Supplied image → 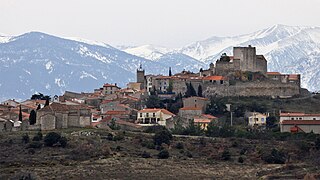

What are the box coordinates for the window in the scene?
[261,118,265,122]
[146,113,149,117]
[153,113,155,117]
[220,80,223,84]
[291,118,294,120]
[313,118,316,120]
[299,118,302,120]
[140,113,142,117]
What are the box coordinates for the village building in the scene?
[182,96,209,113]
[36,102,91,130]
[194,114,218,130]
[279,112,320,134]
[246,112,268,128]
[136,108,175,127]
[102,83,121,95]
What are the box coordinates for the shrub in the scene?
[22,134,30,144]
[59,137,68,148]
[32,131,43,141]
[221,149,231,161]
[142,151,151,158]
[113,133,124,141]
[175,142,184,149]
[153,129,172,146]
[238,156,244,163]
[158,150,170,159]
[262,148,286,164]
[27,141,42,149]
[44,132,61,147]
[315,138,320,150]
[107,133,114,141]
[184,151,193,158]
[240,148,247,155]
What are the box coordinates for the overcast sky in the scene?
[1,0,320,48]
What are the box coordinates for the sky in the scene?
[1,0,320,48]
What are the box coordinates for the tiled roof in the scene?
[103,83,119,88]
[266,72,281,75]
[105,111,129,115]
[38,102,89,112]
[281,120,320,125]
[203,76,226,81]
[194,119,211,123]
[184,96,208,101]
[280,112,320,117]
[139,108,175,116]
[288,74,299,80]
[201,114,217,119]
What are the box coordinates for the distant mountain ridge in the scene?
[1,24,320,101]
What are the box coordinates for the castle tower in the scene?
[233,45,256,72]
[137,64,145,89]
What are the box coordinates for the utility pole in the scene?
[231,111,233,126]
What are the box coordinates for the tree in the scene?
[205,97,227,116]
[169,67,172,76]
[29,110,36,125]
[185,82,197,97]
[184,119,203,136]
[44,98,50,107]
[31,93,51,101]
[36,104,41,110]
[145,95,164,108]
[44,132,61,147]
[167,80,173,93]
[153,128,173,146]
[266,116,277,129]
[158,149,170,159]
[19,105,22,122]
[197,84,203,97]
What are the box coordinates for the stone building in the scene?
[103,83,121,95]
[136,108,175,127]
[36,102,91,130]
[182,96,209,112]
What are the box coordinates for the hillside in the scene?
[0,129,319,179]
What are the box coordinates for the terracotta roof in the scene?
[194,119,211,123]
[201,114,217,119]
[105,111,129,115]
[288,74,299,81]
[179,107,202,111]
[281,120,320,125]
[267,72,281,75]
[280,112,320,117]
[103,83,119,88]
[155,76,172,80]
[38,102,89,112]
[203,76,226,81]
[139,108,175,116]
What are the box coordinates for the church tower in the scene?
[137,64,145,89]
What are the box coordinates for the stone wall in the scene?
[204,80,300,97]
[40,114,56,130]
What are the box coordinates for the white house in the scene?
[246,112,268,127]
[136,108,175,126]
[280,112,320,134]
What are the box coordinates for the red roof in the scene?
[139,108,175,116]
[105,111,129,115]
[281,120,320,125]
[280,112,320,117]
[103,83,119,88]
[267,72,281,75]
[194,119,211,123]
[288,74,299,80]
[203,76,226,81]
[201,114,217,119]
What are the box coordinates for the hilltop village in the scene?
[0,46,319,134]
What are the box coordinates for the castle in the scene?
[137,46,301,98]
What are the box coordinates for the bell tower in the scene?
[137,64,145,89]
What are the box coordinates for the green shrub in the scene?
[238,156,244,163]
[59,137,68,148]
[153,129,172,146]
[142,151,151,158]
[221,149,231,161]
[315,138,320,150]
[32,131,43,141]
[44,132,61,147]
[262,148,286,164]
[175,142,184,149]
[22,134,30,144]
[158,150,170,159]
[113,133,124,141]
[184,151,193,158]
[28,141,42,149]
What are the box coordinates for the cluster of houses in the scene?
[0,46,319,134]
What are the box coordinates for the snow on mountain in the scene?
[0,32,169,100]
[154,52,206,74]
[177,24,320,92]
[123,44,171,60]
[0,33,12,43]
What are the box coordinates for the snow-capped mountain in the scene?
[123,44,171,60]
[137,24,320,91]
[0,32,170,101]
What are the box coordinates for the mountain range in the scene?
[0,24,319,101]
